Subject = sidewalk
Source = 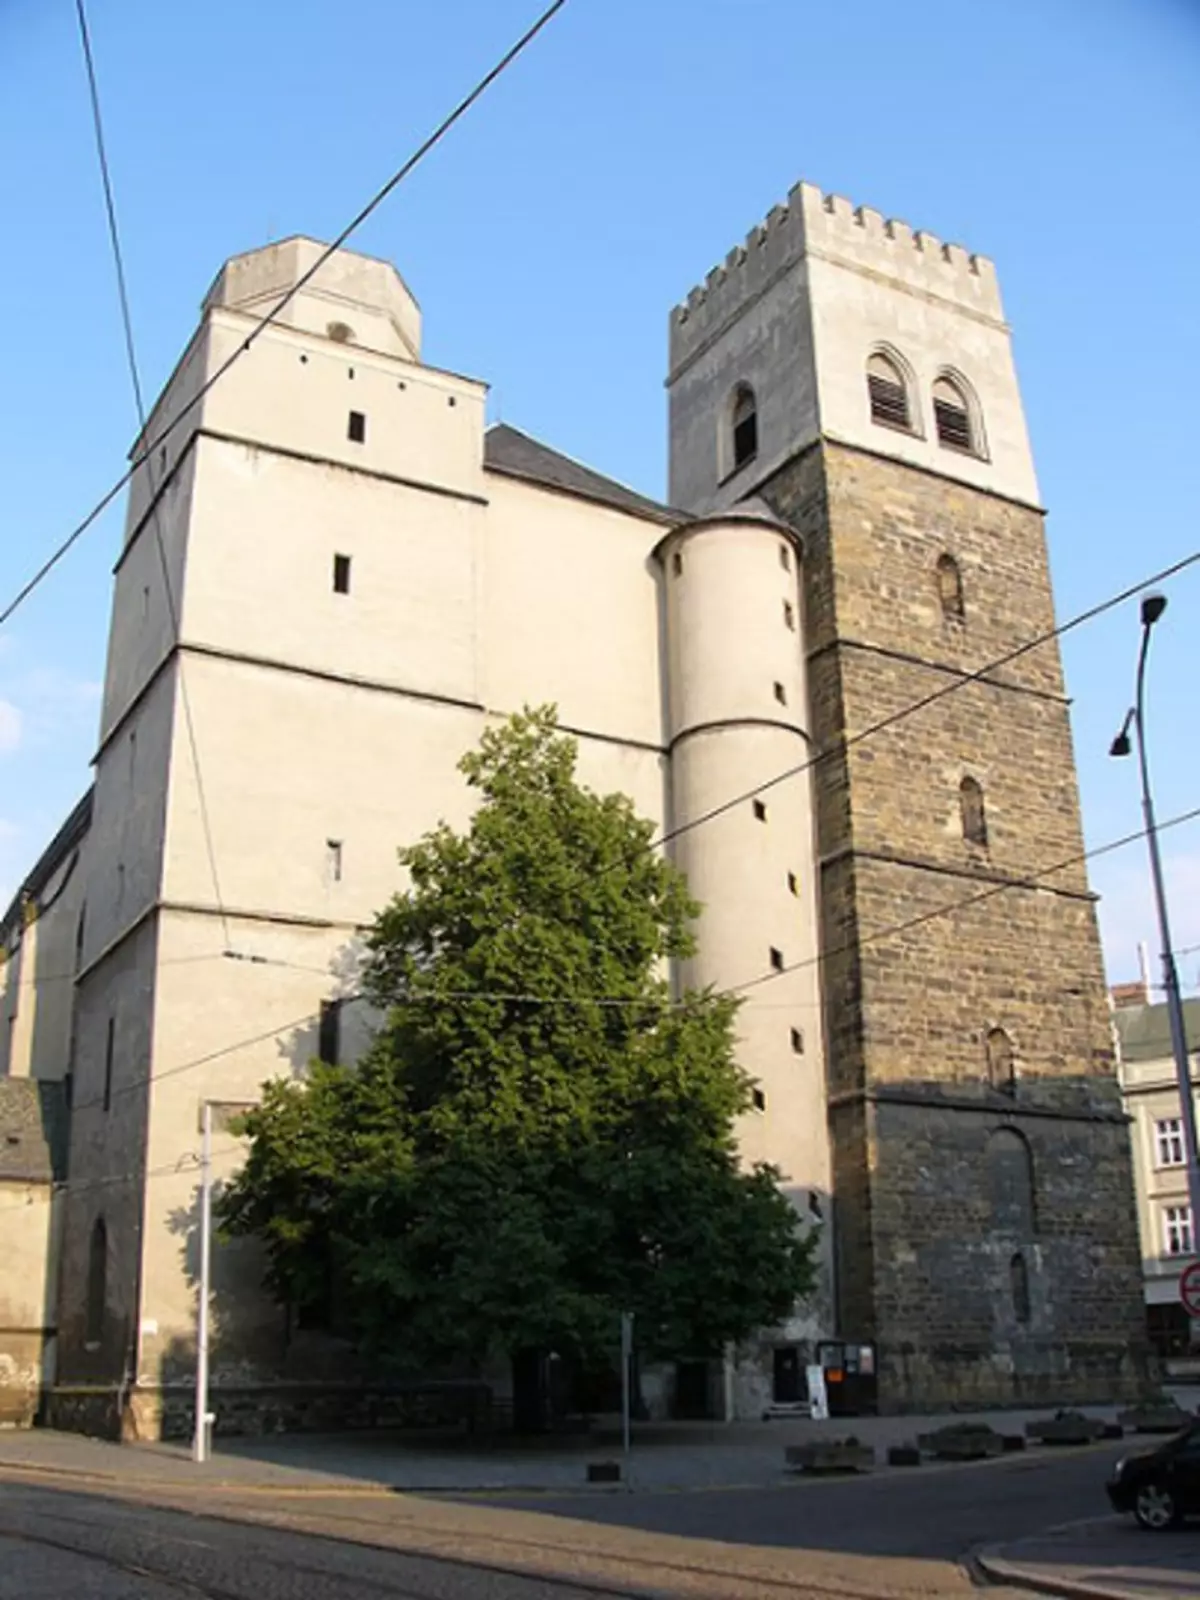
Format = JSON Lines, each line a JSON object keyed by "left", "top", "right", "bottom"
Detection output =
{"left": 0, "top": 1401, "right": 1142, "bottom": 1494}
{"left": 978, "top": 1516, "right": 1200, "bottom": 1600}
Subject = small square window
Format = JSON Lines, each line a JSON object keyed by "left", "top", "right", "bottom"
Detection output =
{"left": 348, "top": 410, "right": 366, "bottom": 443}
{"left": 752, "top": 1087, "right": 766, "bottom": 1112}
{"left": 791, "top": 1027, "right": 805, "bottom": 1055}
{"left": 333, "top": 554, "right": 351, "bottom": 594}
{"left": 769, "top": 947, "right": 784, "bottom": 972}
{"left": 773, "top": 681, "right": 787, "bottom": 706}
{"left": 753, "top": 800, "right": 767, "bottom": 822}
{"left": 326, "top": 839, "right": 343, "bottom": 883}
{"left": 783, "top": 600, "right": 795, "bottom": 631}
{"left": 787, "top": 871, "right": 798, "bottom": 896}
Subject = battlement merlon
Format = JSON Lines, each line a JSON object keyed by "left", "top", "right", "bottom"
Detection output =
{"left": 668, "top": 181, "right": 1004, "bottom": 374}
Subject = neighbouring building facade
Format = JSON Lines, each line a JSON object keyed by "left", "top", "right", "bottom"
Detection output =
{"left": 1113, "top": 984, "right": 1200, "bottom": 1373}
{"left": 0, "top": 182, "right": 1152, "bottom": 1436}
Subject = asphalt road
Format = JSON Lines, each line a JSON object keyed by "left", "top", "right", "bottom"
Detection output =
{"left": 482, "top": 1440, "right": 1129, "bottom": 1560}
{"left": 0, "top": 1481, "right": 622, "bottom": 1600}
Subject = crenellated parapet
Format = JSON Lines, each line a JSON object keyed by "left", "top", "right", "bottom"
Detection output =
{"left": 669, "top": 181, "right": 1003, "bottom": 371}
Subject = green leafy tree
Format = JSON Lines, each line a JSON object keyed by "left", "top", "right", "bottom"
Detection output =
{"left": 219, "top": 707, "right": 816, "bottom": 1379}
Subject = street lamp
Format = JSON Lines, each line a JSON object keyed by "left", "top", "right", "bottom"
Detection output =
{"left": 1110, "top": 592, "right": 1200, "bottom": 1277}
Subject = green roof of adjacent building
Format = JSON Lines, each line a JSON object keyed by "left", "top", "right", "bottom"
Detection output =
{"left": 1114, "top": 996, "right": 1200, "bottom": 1063}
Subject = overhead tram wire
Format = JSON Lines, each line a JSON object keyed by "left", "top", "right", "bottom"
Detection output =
{"left": 46, "top": 799, "right": 1200, "bottom": 1130}
{"left": 0, "top": 0, "right": 570, "bottom": 632}
{"left": 76, "top": 0, "right": 231, "bottom": 951}
{"left": 4, "top": 797, "right": 1192, "bottom": 1221}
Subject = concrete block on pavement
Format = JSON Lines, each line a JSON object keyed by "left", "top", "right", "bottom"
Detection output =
{"left": 916, "top": 1423, "right": 1005, "bottom": 1460}
{"left": 785, "top": 1438, "right": 874, "bottom": 1473}
{"left": 1025, "top": 1409, "right": 1107, "bottom": 1445}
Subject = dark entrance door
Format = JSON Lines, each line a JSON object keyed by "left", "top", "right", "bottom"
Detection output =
{"left": 673, "top": 1360, "right": 711, "bottom": 1419}
{"left": 773, "top": 1346, "right": 803, "bottom": 1404}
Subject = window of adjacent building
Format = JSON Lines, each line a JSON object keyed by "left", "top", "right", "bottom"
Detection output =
{"left": 347, "top": 410, "right": 366, "bottom": 444}
{"left": 867, "top": 351, "right": 911, "bottom": 431}
{"left": 773, "top": 681, "right": 787, "bottom": 706}
{"left": 753, "top": 800, "right": 767, "bottom": 822}
{"left": 1156, "top": 1117, "right": 1185, "bottom": 1168}
{"left": 333, "top": 554, "right": 351, "bottom": 595}
{"left": 790, "top": 1027, "right": 805, "bottom": 1055}
{"left": 986, "top": 1027, "right": 1016, "bottom": 1095}
{"left": 988, "top": 1127, "right": 1036, "bottom": 1237}
{"left": 318, "top": 999, "right": 342, "bottom": 1066}
{"left": 960, "top": 776, "right": 988, "bottom": 847}
{"left": 1164, "top": 1205, "right": 1194, "bottom": 1258}
{"left": 936, "top": 553, "right": 965, "bottom": 623}
{"left": 86, "top": 1217, "right": 107, "bottom": 1346}
{"left": 769, "top": 947, "right": 784, "bottom": 972}
{"left": 783, "top": 599, "right": 795, "bottom": 631}
{"left": 103, "top": 1017, "right": 115, "bottom": 1113}
{"left": 933, "top": 375, "right": 974, "bottom": 453}
{"left": 730, "top": 384, "right": 758, "bottom": 471}
{"left": 1010, "top": 1251, "right": 1031, "bottom": 1324}
{"left": 326, "top": 839, "right": 343, "bottom": 883}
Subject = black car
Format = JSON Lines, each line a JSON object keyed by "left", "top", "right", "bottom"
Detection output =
{"left": 1107, "top": 1424, "right": 1200, "bottom": 1530}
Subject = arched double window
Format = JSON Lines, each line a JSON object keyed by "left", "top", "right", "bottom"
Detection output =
{"left": 936, "top": 554, "right": 965, "bottom": 623}
{"left": 730, "top": 384, "right": 758, "bottom": 471}
{"left": 933, "top": 374, "right": 976, "bottom": 453}
{"left": 86, "top": 1217, "right": 107, "bottom": 1345}
{"left": 960, "top": 776, "right": 988, "bottom": 848}
{"left": 867, "top": 351, "right": 911, "bottom": 432}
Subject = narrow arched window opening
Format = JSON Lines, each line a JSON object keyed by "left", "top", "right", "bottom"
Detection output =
{"left": 986, "top": 1026, "right": 1016, "bottom": 1095}
{"left": 960, "top": 776, "right": 988, "bottom": 847}
{"left": 74, "top": 904, "right": 86, "bottom": 975}
{"left": 86, "top": 1217, "right": 107, "bottom": 1345}
{"left": 1010, "top": 1251, "right": 1031, "bottom": 1323}
{"left": 933, "top": 375, "right": 974, "bottom": 453}
{"left": 867, "top": 352, "right": 911, "bottom": 431}
{"left": 936, "top": 553, "right": 965, "bottom": 623}
{"left": 731, "top": 384, "right": 758, "bottom": 470}
{"left": 988, "top": 1129, "right": 1036, "bottom": 1237}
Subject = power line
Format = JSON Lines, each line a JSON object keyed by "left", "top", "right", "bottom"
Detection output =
{"left": 0, "top": 0, "right": 569, "bottom": 633}
{"left": 75, "top": 0, "right": 232, "bottom": 952}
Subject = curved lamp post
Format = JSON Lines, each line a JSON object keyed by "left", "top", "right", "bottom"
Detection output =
{"left": 1111, "top": 593, "right": 1200, "bottom": 1272}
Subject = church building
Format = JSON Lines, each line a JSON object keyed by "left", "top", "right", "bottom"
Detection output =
{"left": 0, "top": 182, "right": 1149, "bottom": 1436}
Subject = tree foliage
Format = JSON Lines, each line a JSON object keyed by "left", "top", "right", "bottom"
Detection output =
{"left": 219, "top": 708, "right": 816, "bottom": 1372}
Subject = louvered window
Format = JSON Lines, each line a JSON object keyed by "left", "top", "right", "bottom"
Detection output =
{"left": 933, "top": 376, "right": 974, "bottom": 452}
{"left": 867, "top": 353, "right": 910, "bottom": 431}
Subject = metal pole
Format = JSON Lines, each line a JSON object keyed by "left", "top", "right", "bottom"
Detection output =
{"left": 620, "top": 1312, "right": 633, "bottom": 1486}
{"left": 193, "top": 1101, "right": 213, "bottom": 1463}
{"left": 1132, "top": 622, "right": 1200, "bottom": 1269}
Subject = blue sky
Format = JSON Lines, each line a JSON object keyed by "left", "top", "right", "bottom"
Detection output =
{"left": 0, "top": 0, "right": 1197, "bottom": 988}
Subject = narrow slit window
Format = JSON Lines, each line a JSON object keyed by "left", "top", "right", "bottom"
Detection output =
{"left": 773, "top": 681, "right": 787, "bottom": 706}
{"left": 867, "top": 351, "right": 911, "bottom": 431}
{"left": 753, "top": 800, "right": 767, "bottom": 822}
{"left": 86, "top": 1218, "right": 107, "bottom": 1345}
{"left": 752, "top": 1087, "right": 766, "bottom": 1112}
{"left": 326, "top": 839, "right": 343, "bottom": 883}
{"left": 783, "top": 599, "right": 795, "bottom": 631}
{"left": 347, "top": 410, "right": 366, "bottom": 444}
{"left": 103, "top": 1017, "right": 115, "bottom": 1113}
{"left": 960, "top": 776, "right": 988, "bottom": 848}
{"left": 787, "top": 871, "right": 799, "bottom": 896}
{"left": 936, "top": 553, "right": 965, "bottom": 622}
{"left": 769, "top": 947, "right": 784, "bottom": 972}
{"left": 790, "top": 1027, "right": 805, "bottom": 1055}
{"left": 779, "top": 544, "right": 790, "bottom": 572}
{"left": 672, "top": 551, "right": 683, "bottom": 577}
{"left": 318, "top": 999, "right": 342, "bottom": 1065}
{"left": 333, "top": 554, "right": 351, "bottom": 594}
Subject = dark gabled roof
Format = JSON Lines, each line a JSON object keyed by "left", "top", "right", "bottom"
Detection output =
{"left": 0, "top": 788, "right": 94, "bottom": 947}
{"left": 0, "top": 1079, "right": 68, "bottom": 1184}
{"left": 1115, "top": 997, "right": 1200, "bottom": 1063}
{"left": 484, "top": 424, "right": 682, "bottom": 525}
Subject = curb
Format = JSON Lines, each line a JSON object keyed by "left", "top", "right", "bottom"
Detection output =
{"left": 973, "top": 1518, "right": 1161, "bottom": 1600}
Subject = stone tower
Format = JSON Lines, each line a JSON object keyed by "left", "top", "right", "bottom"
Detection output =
{"left": 668, "top": 182, "right": 1150, "bottom": 1409}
